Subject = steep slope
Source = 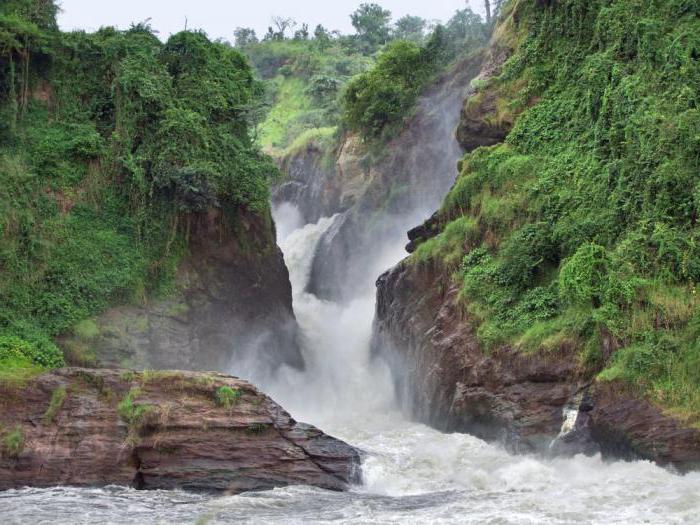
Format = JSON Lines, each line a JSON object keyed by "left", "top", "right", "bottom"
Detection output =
{"left": 375, "top": 0, "right": 700, "bottom": 469}
{"left": 0, "top": 8, "right": 301, "bottom": 377}
{"left": 279, "top": 52, "right": 486, "bottom": 301}
{"left": 58, "top": 209, "right": 301, "bottom": 374}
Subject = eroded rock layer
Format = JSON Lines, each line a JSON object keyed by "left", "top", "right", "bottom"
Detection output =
{"left": 374, "top": 259, "right": 700, "bottom": 471}
{"left": 0, "top": 368, "right": 360, "bottom": 492}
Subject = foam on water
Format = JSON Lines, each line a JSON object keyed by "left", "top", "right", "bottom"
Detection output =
{"left": 4, "top": 207, "right": 700, "bottom": 524}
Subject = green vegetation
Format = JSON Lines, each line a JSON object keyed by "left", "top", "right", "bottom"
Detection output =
{"left": 73, "top": 320, "right": 99, "bottom": 341}
{"left": 242, "top": 37, "right": 371, "bottom": 153}
{"left": 416, "top": 0, "right": 700, "bottom": 421}
{"left": 43, "top": 384, "right": 67, "bottom": 424}
{"left": 0, "top": 1, "right": 277, "bottom": 368}
{"left": 0, "top": 334, "right": 61, "bottom": 386}
{"left": 343, "top": 9, "right": 487, "bottom": 141}
{"left": 241, "top": 4, "right": 490, "bottom": 152}
{"left": 1, "top": 426, "right": 25, "bottom": 458}
{"left": 0, "top": 335, "right": 63, "bottom": 368}
{"left": 117, "top": 387, "right": 154, "bottom": 445}
{"left": 214, "top": 385, "right": 241, "bottom": 409}
{"left": 117, "top": 388, "right": 148, "bottom": 423}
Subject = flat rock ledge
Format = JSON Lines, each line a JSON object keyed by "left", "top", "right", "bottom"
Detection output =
{"left": 0, "top": 368, "right": 361, "bottom": 493}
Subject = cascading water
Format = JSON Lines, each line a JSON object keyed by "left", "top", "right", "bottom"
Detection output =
{"left": 4, "top": 58, "right": 700, "bottom": 525}
{"left": 7, "top": 204, "right": 699, "bottom": 525}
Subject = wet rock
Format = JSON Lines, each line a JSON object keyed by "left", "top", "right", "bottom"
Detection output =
{"left": 373, "top": 261, "right": 700, "bottom": 468}
{"left": 0, "top": 368, "right": 361, "bottom": 493}
{"left": 59, "top": 208, "right": 303, "bottom": 375}
{"left": 455, "top": 48, "right": 512, "bottom": 152}
{"left": 406, "top": 212, "right": 441, "bottom": 253}
{"left": 272, "top": 135, "right": 369, "bottom": 226}
{"left": 589, "top": 382, "right": 700, "bottom": 471}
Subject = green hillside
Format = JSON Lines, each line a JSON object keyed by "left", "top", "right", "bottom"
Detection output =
{"left": 414, "top": 0, "right": 700, "bottom": 421}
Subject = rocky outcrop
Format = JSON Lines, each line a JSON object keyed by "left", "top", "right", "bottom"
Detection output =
{"left": 0, "top": 368, "right": 361, "bottom": 492}
{"left": 373, "top": 260, "right": 700, "bottom": 470}
{"left": 454, "top": 48, "right": 512, "bottom": 152}
{"left": 590, "top": 383, "right": 700, "bottom": 471}
{"left": 273, "top": 136, "right": 368, "bottom": 224}
{"left": 59, "top": 208, "right": 302, "bottom": 377}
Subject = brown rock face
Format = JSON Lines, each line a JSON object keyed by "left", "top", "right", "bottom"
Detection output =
{"left": 373, "top": 261, "right": 700, "bottom": 470}
{"left": 273, "top": 136, "right": 369, "bottom": 225}
{"left": 455, "top": 48, "right": 512, "bottom": 152}
{"left": 0, "top": 368, "right": 360, "bottom": 492}
{"left": 590, "top": 383, "right": 700, "bottom": 471}
{"left": 59, "top": 208, "right": 303, "bottom": 376}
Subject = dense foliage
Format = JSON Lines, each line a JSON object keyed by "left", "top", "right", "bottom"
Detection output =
{"left": 415, "top": 0, "right": 700, "bottom": 420}
{"left": 242, "top": 37, "right": 371, "bottom": 153}
{"left": 343, "top": 8, "right": 487, "bottom": 141}
{"left": 0, "top": 1, "right": 275, "bottom": 376}
{"left": 241, "top": 4, "right": 490, "bottom": 151}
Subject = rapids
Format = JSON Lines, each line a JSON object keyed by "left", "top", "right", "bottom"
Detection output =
{"left": 3, "top": 205, "right": 700, "bottom": 524}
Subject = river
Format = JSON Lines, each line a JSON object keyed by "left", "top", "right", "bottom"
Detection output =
{"left": 4, "top": 204, "right": 700, "bottom": 524}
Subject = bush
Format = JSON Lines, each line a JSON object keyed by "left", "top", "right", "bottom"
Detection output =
{"left": 559, "top": 244, "right": 611, "bottom": 308}
{"left": 0, "top": 335, "right": 64, "bottom": 369}
{"left": 215, "top": 386, "right": 241, "bottom": 409}
{"left": 1, "top": 426, "right": 25, "bottom": 459}
{"left": 117, "top": 388, "right": 150, "bottom": 425}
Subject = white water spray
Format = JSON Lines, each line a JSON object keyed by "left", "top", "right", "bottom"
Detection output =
{"left": 256, "top": 211, "right": 398, "bottom": 426}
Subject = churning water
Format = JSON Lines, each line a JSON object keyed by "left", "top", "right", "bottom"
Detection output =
{"left": 4, "top": 207, "right": 700, "bottom": 524}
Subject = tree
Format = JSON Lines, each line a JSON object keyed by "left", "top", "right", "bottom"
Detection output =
{"left": 313, "top": 24, "right": 331, "bottom": 49}
{"left": 263, "top": 26, "right": 275, "bottom": 41}
{"left": 350, "top": 3, "right": 391, "bottom": 50}
{"left": 484, "top": 0, "right": 492, "bottom": 25}
{"left": 445, "top": 7, "right": 485, "bottom": 44}
{"left": 294, "top": 23, "right": 309, "bottom": 40}
{"left": 271, "top": 15, "right": 296, "bottom": 40}
{"left": 1, "top": 0, "right": 58, "bottom": 30}
{"left": 393, "top": 15, "right": 426, "bottom": 43}
{"left": 233, "top": 27, "right": 258, "bottom": 48}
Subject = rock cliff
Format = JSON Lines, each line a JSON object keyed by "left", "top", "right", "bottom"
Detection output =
{"left": 0, "top": 368, "right": 360, "bottom": 492}
{"left": 373, "top": 0, "right": 700, "bottom": 471}
{"left": 59, "top": 209, "right": 303, "bottom": 377}
{"left": 374, "top": 261, "right": 700, "bottom": 470}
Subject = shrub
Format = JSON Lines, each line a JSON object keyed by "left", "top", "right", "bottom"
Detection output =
{"left": 2, "top": 426, "right": 25, "bottom": 459}
{"left": 117, "top": 387, "right": 155, "bottom": 446}
{"left": 117, "top": 388, "right": 149, "bottom": 424}
{"left": 214, "top": 386, "right": 241, "bottom": 409}
{"left": 0, "top": 335, "right": 64, "bottom": 369}
{"left": 559, "top": 244, "right": 611, "bottom": 308}
{"left": 43, "top": 385, "right": 67, "bottom": 424}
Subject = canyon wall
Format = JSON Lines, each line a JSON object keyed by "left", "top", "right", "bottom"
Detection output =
{"left": 373, "top": 0, "right": 700, "bottom": 470}
{"left": 59, "top": 209, "right": 303, "bottom": 377}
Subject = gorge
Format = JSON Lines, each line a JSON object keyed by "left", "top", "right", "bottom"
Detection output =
{"left": 2, "top": 0, "right": 700, "bottom": 523}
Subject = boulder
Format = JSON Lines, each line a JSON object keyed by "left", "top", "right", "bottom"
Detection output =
{"left": 0, "top": 368, "right": 361, "bottom": 493}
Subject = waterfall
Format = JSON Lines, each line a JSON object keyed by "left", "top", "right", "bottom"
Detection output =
{"left": 253, "top": 207, "right": 398, "bottom": 427}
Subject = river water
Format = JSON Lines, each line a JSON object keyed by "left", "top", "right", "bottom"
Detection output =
{"left": 4, "top": 204, "right": 700, "bottom": 524}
